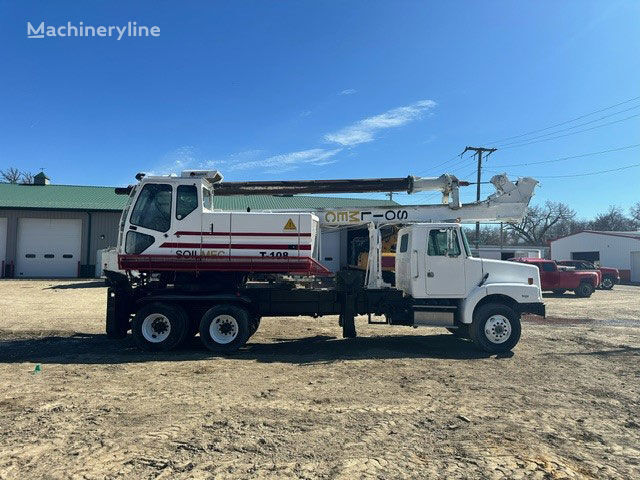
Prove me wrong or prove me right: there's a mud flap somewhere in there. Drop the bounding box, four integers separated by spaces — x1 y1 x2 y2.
106 287 131 339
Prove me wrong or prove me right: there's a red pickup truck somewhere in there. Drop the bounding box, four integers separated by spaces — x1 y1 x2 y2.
555 260 620 290
509 258 599 297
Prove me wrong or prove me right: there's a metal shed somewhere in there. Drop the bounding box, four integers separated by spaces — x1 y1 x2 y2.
550 230 640 283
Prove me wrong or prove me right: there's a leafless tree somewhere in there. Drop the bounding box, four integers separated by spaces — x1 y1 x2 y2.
630 202 640 228
1 167 21 183
507 201 576 245
588 206 635 231
20 171 35 184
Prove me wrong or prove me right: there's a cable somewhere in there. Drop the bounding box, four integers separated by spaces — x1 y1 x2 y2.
496 106 640 148
487 95 640 144
503 162 640 179
498 113 640 149
495 104 640 148
490 143 640 168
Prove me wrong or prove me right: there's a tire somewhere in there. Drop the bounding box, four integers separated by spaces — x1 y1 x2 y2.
132 302 189 351
600 277 615 290
248 316 261 337
574 282 594 298
199 304 251 353
552 289 566 295
469 303 521 353
446 324 470 340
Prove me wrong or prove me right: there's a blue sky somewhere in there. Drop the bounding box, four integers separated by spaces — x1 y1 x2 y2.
1 0 639 218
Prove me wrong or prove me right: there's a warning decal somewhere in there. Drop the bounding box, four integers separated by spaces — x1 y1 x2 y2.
283 218 297 231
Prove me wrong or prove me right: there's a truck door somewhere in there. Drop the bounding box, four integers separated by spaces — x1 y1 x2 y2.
539 262 558 288
424 227 465 296
173 184 201 258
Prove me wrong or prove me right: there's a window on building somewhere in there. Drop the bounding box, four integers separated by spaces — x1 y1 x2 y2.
129 183 172 232
176 185 198 220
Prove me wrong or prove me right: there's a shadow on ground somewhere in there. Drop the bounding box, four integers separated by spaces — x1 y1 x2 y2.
45 281 106 290
0 331 506 365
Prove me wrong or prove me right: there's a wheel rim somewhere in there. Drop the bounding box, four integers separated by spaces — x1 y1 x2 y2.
602 278 612 288
141 314 171 343
484 315 512 344
209 315 239 344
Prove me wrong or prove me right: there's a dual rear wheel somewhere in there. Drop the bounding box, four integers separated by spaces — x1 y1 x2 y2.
132 302 253 353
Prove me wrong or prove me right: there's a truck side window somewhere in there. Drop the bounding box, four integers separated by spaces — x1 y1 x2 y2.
427 229 461 257
176 185 198 220
540 262 555 272
129 183 172 232
399 234 409 253
203 187 213 210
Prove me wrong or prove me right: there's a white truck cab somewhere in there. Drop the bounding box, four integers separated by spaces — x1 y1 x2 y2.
395 223 543 337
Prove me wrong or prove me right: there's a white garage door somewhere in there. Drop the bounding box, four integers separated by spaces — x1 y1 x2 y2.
16 218 82 278
632 251 640 283
0 218 7 277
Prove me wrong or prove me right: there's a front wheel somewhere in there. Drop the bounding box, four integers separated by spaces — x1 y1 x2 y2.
470 303 521 353
600 277 615 290
199 304 251 353
574 282 594 298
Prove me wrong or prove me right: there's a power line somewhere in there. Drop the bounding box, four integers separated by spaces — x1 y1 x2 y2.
487 95 640 144
490 143 640 168
495 104 640 148
498 113 640 149
504 162 640 179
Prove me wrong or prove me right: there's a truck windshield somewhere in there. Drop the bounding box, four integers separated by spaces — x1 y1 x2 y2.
460 228 472 257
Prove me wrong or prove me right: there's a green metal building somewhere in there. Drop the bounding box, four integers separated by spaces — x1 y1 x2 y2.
0 174 396 278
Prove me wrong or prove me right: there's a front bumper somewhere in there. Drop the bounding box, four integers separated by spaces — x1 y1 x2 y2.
520 302 546 318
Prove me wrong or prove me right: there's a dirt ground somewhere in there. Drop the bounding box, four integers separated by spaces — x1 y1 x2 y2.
0 280 639 479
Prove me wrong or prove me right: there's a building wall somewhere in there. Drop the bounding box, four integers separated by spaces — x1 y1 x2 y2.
551 232 640 283
0 209 121 278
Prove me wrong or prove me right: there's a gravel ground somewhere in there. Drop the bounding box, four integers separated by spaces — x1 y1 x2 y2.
0 280 639 479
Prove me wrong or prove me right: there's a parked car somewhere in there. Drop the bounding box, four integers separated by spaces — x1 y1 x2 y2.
555 260 620 290
509 258 599 297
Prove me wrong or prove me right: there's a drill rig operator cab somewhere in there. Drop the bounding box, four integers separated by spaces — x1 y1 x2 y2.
116 171 328 277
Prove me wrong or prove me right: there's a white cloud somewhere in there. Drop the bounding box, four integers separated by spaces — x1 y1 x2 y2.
224 148 342 171
324 99 436 146
339 88 357 95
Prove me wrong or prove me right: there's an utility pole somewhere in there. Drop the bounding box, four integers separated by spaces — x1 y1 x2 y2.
460 146 497 249
386 192 393 201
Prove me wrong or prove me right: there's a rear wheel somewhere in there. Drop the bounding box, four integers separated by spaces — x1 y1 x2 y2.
132 302 189 351
199 304 251 353
470 303 521 353
600 277 615 290
574 282 594 298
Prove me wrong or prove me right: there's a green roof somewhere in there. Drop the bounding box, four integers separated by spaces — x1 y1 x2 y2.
0 183 397 211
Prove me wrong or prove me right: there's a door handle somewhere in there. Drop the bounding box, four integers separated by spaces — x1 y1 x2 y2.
427 271 435 277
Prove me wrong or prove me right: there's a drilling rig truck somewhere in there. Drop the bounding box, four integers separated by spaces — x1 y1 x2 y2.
104 169 545 354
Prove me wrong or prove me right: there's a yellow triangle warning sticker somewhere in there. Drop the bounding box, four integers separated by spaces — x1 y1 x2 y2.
284 218 297 230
